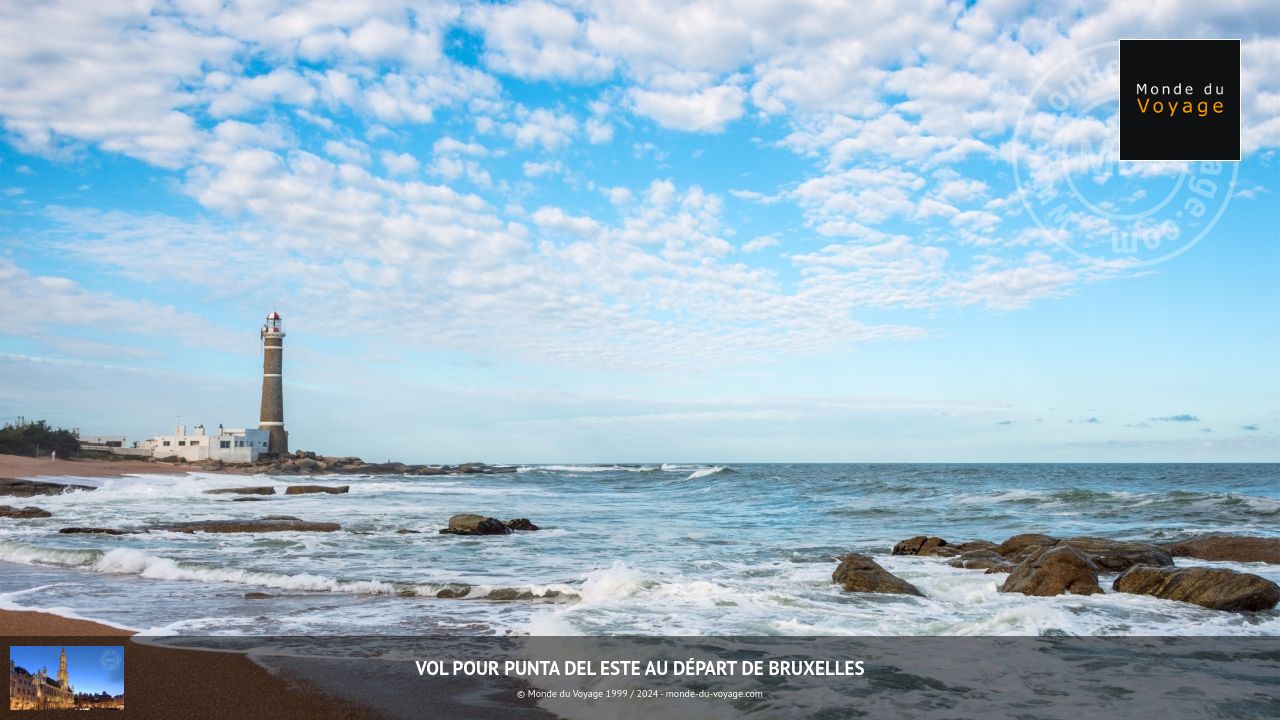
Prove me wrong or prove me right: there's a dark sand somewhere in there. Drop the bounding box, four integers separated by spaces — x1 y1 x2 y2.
0 453 243 480
0 609 386 719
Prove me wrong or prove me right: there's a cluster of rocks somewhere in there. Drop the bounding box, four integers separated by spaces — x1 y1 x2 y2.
439 513 541 535
831 532 1280 613
45 511 544 538
202 484 350 497
249 451 518 476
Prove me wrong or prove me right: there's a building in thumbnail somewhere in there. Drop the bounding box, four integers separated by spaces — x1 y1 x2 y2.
75 691 125 709
9 647 74 710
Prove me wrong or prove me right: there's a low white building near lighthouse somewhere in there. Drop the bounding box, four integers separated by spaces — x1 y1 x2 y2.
137 424 270 463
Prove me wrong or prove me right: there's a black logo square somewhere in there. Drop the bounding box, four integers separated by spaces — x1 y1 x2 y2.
1120 39 1240 161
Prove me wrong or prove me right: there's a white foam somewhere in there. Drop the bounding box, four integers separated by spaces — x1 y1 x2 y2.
576 561 650 603
686 466 729 480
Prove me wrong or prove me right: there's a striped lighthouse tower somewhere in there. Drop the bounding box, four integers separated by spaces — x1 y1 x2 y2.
259 311 288 455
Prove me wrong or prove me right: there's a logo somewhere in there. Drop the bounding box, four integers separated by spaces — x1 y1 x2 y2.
1012 41 1237 266
1120 39 1240 161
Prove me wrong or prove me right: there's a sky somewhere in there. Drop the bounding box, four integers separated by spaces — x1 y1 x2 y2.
0 0 1277 463
9 645 125 696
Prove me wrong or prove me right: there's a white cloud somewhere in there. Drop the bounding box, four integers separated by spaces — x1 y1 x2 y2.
471 1 615 81
508 107 577 150
629 84 746 132
532 206 601 237
741 235 780 252
433 137 488 156
381 151 420 175
323 139 371 166
585 116 615 143
523 160 563 177
0 258 238 350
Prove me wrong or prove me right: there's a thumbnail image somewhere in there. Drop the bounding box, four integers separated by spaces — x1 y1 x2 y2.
8 646 123 711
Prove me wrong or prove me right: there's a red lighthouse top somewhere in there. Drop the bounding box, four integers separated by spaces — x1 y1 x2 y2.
263 311 284 336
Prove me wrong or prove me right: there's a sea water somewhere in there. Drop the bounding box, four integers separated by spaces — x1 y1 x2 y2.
0 463 1276 636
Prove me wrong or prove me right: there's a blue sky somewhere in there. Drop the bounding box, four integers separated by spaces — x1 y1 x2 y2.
9 645 124 696
0 1 1277 462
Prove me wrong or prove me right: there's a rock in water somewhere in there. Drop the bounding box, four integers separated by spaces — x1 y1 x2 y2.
60 527 132 535
505 518 540 531
284 485 350 495
1164 535 1280 564
1000 546 1102 596
892 536 957 557
204 486 276 495
831 554 924 596
0 505 52 518
995 533 1059 561
1113 565 1280 612
0 478 95 497
153 517 341 533
1055 537 1173 572
439 513 511 535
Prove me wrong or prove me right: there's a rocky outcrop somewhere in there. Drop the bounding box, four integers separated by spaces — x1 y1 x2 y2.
1164 535 1280 564
284 485 350 495
893 536 998 558
999 546 1102 597
0 505 52 518
204 486 276 496
1113 565 1280 612
59 527 133 535
153 515 341 533
949 549 1014 572
484 588 568 601
900 533 1172 574
892 536 957 557
440 514 509 535
249 453 519 476
832 554 924 596
1055 537 1174 572
438 514 541 535
994 533 1059 561
0 478 95 497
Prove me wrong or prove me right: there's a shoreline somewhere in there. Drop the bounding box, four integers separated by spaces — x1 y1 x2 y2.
0 453 245 480
0 608 387 719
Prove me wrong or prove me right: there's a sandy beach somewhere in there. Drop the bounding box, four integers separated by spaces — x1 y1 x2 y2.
0 453 242 480
1 609 386 719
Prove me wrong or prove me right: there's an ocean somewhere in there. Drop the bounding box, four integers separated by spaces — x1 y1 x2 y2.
1 463 1277 636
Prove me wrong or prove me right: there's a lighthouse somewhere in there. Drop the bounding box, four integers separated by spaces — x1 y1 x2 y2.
259 311 288 455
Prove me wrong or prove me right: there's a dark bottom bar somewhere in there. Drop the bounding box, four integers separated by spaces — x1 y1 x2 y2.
4 636 1278 719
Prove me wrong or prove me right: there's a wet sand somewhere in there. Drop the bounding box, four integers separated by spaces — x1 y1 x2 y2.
0 609 386 719
0 453 243 480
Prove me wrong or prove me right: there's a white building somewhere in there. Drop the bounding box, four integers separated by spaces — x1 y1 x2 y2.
138 424 270 463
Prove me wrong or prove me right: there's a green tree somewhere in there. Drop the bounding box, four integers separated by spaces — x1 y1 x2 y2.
0 420 81 458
